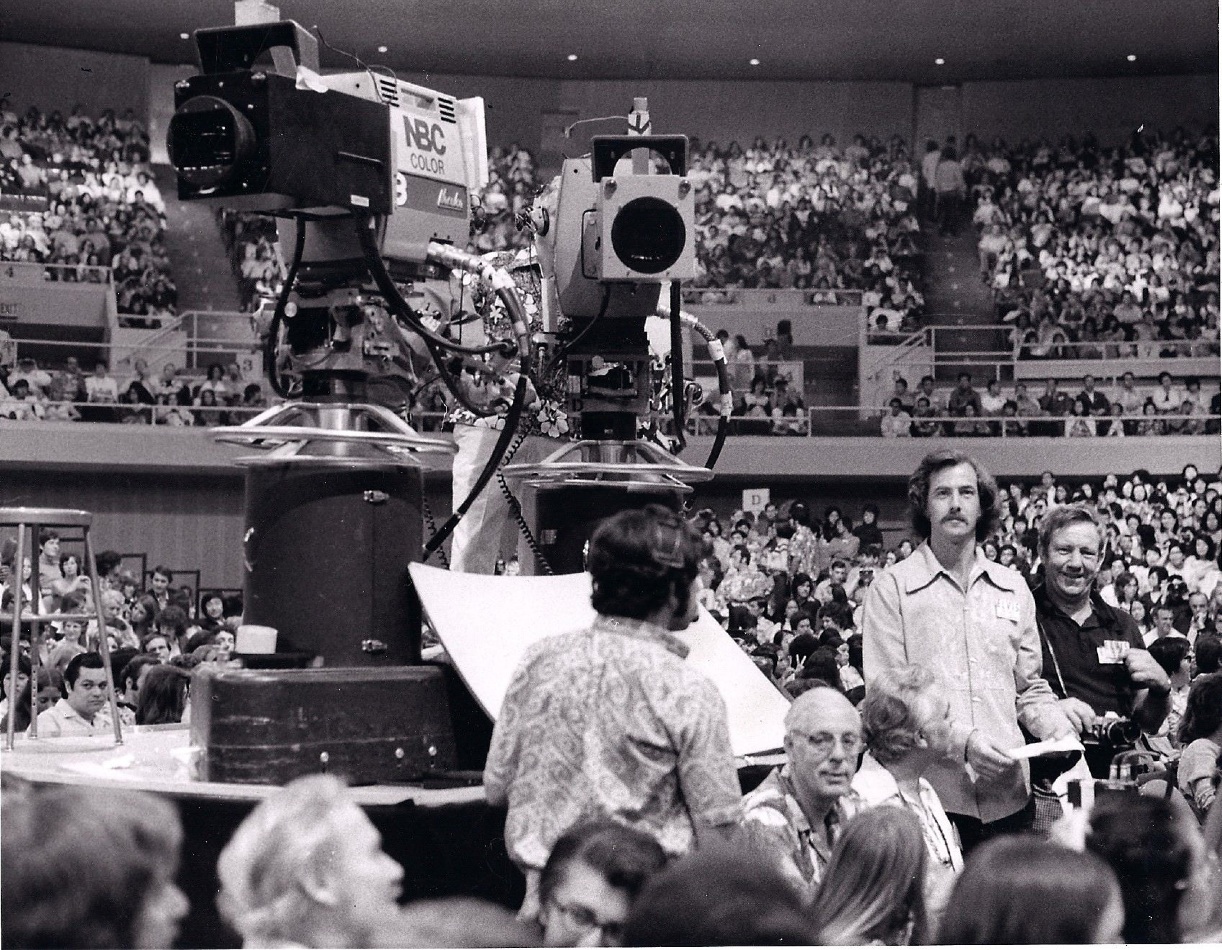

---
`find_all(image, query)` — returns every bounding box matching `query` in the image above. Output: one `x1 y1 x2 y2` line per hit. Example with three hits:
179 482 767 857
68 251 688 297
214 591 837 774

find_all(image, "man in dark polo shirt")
1034 505 1172 778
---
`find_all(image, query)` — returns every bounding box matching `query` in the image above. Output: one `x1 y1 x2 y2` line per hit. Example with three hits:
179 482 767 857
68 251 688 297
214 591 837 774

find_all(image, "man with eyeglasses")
739 687 863 900
537 820 666 947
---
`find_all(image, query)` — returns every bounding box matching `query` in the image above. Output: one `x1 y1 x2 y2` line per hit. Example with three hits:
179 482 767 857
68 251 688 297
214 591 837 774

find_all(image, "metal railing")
682 287 864 306
5 403 1212 440
0 400 270 425
0 260 112 284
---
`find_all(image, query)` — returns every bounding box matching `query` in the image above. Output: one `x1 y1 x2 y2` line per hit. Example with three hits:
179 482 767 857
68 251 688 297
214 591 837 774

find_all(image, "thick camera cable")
657 304 732 470
669 281 686 452
264 221 307 399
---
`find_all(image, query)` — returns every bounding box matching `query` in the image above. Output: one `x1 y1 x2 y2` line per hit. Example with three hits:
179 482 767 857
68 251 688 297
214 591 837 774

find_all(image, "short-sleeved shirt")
740 764 860 900
484 615 743 873
1033 585 1145 717
31 698 113 737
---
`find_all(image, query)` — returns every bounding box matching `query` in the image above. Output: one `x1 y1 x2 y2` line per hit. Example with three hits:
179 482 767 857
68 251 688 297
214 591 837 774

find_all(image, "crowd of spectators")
4 469 1221 947
877 369 1221 438
687 134 927 326
1 544 240 735
0 354 266 425
0 100 178 324
959 126 1221 361
690 463 1222 714
0 464 1217 938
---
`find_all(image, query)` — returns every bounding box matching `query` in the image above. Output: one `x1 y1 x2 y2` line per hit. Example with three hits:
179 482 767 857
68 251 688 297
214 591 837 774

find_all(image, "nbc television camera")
166 17 529 411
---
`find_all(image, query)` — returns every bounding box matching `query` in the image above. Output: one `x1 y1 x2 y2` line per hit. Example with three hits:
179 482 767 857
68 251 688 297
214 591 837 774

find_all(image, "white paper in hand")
1007 734 1085 760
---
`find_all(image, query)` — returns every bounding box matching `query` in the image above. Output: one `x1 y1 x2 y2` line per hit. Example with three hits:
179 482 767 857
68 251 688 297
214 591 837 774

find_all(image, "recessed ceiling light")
179 32 190 40
749 58 761 66
567 53 578 61
377 45 388 53
1127 53 1137 62
935 57 945 65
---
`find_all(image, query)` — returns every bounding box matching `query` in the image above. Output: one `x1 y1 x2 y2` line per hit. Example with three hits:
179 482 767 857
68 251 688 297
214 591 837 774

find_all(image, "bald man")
738 688 863 900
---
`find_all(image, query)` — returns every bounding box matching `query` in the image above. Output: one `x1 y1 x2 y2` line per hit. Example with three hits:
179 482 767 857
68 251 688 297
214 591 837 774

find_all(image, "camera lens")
167 95 256 191
610 196 687 274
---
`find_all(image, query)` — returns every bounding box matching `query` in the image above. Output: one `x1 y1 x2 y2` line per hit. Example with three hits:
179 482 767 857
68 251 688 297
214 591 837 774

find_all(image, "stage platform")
1 727 522 948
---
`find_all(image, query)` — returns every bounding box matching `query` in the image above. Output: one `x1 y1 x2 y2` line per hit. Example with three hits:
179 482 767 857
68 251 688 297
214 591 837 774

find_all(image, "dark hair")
1085 796 1191 943
156 605 189 639
1037 503 1102 558
539 820 667 909
150 565 173 582
2 786 183 949
3 653 32 688
94 550 122 578
588 505 701 621
1178 671 1222 745
1146 636 1191 677
801 648 842 689
788 632 819 666
846 632 864 675
939 838 1119 944
1194 635 1222 675
135 665 190 726
623 842 813 946
907 450 1000 542
64 652 105 690
119 654 161 692
38 529 60 548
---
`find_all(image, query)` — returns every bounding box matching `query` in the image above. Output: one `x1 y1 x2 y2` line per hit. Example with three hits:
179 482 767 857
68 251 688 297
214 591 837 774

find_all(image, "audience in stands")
969 127 1219 362
0 105 177 324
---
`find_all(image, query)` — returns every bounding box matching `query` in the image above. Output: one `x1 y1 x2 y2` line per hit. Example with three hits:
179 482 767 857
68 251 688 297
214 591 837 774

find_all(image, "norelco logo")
436 187 465 211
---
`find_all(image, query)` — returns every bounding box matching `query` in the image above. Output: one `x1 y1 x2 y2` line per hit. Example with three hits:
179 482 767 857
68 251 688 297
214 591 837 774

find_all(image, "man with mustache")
863 450 1073 852
1033 505 1170 779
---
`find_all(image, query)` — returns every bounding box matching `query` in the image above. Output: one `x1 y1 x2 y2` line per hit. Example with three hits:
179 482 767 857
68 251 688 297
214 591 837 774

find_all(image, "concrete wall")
0 42 150 120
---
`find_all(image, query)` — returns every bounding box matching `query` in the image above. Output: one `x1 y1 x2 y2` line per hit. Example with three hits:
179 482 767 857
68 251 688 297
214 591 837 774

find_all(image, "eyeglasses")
547 897 625 942
790 731 863 757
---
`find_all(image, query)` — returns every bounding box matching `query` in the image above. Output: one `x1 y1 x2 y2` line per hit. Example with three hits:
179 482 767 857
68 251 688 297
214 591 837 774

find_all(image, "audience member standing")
934 147 965 236
485 506 742 915
1032 504 1172 777
863 450 1073 851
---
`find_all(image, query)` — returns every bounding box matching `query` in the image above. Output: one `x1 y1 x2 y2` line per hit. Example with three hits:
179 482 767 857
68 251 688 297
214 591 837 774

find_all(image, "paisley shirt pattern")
484 615 743 872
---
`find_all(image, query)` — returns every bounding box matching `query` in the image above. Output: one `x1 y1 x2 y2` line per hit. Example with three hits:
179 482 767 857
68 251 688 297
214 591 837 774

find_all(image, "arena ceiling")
1 0 1217 82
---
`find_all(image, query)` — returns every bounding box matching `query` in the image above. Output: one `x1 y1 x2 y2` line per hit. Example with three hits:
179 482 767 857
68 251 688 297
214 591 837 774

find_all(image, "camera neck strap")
1035 611 1070 699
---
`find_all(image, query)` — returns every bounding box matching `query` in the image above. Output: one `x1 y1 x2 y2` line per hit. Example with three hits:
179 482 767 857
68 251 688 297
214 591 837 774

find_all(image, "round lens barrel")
609 197 686 274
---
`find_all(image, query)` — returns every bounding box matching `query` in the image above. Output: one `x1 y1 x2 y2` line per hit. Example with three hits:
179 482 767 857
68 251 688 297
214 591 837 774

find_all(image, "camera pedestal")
502 439 713 574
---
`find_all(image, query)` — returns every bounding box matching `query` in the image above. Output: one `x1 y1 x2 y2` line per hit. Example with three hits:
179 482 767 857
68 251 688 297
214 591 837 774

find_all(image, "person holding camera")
1033 504 1172 778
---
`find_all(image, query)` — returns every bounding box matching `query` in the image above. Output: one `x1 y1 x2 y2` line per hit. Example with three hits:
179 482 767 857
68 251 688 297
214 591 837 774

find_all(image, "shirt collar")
853 752 930 805
592 614 691 659
1033 583 1107 627
904 540 1016 595
53 698 91 724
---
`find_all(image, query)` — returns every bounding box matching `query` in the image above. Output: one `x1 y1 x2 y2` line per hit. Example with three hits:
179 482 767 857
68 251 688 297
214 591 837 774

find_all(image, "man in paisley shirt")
484 505 742 917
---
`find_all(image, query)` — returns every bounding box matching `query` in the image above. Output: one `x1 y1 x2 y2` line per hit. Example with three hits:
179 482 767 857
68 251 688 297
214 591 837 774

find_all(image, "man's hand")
1058 697 1098 734
965 731 1017 783
1124 648 1172 692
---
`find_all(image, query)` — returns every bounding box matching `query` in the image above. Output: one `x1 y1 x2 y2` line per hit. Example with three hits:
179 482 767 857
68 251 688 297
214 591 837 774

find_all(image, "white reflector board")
409 564 788 757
